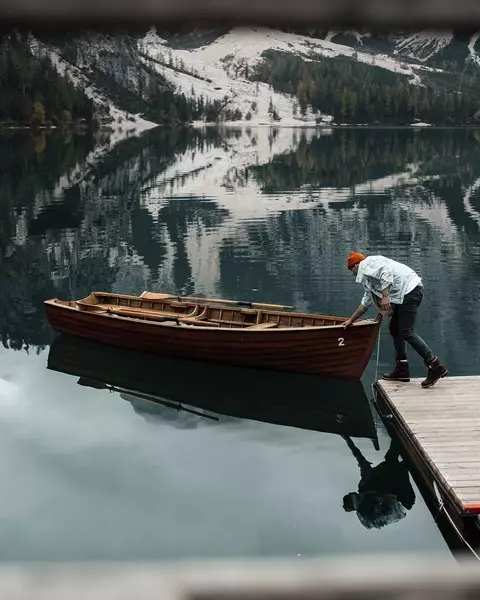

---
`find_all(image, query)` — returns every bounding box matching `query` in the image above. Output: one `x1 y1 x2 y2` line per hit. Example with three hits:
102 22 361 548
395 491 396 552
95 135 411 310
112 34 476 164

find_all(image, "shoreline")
2 122 480 134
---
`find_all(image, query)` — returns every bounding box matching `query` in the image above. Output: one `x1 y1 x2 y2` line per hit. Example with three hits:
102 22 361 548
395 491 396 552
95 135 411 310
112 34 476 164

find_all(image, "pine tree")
341 88 349 122
32 101 45 126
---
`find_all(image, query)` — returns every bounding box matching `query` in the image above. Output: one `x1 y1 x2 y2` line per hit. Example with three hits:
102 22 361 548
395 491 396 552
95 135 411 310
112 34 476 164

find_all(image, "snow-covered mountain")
32 27 480 127
298 29 476 66
137 27 437 124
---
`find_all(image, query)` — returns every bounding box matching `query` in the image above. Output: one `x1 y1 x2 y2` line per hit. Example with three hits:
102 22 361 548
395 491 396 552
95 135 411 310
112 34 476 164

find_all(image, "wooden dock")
373 376 480 548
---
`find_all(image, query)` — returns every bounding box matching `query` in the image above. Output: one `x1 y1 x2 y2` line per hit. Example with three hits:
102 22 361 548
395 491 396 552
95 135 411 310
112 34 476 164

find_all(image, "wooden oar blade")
140 291 175 300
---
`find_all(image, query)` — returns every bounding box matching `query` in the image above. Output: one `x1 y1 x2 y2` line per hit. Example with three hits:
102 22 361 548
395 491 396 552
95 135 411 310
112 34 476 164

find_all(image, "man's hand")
344 303 368 328
380 296 391 312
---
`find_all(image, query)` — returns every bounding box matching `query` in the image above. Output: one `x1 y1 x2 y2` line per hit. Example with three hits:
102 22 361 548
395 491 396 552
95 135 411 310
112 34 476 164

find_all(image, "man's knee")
401 328 415 341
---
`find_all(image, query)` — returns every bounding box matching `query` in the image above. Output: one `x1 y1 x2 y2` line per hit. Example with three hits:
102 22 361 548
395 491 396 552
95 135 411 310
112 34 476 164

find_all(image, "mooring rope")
369 322 382 398
374 325 382 384
369 324 395 421
432 481 480 561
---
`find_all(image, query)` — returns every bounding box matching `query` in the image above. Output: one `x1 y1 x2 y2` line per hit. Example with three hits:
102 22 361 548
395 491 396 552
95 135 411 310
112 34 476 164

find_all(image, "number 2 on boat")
337 337 345 347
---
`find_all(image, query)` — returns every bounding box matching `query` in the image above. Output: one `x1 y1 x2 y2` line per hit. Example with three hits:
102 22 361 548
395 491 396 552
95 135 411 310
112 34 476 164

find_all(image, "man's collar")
355 260 366 283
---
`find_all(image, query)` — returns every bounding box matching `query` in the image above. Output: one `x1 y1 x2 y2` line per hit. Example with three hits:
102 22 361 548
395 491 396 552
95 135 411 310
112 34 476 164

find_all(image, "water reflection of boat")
47 334 379 443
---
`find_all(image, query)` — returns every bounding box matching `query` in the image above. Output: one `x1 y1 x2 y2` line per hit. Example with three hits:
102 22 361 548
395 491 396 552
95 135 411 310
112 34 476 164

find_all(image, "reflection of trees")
157 200 230 293
0 130 96 351
247 128 480 192
0 130 95 252
1 246 57 352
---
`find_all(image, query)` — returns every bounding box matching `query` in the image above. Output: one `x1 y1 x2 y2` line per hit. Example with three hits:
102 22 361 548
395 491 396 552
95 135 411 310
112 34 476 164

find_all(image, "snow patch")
463 175 480 228
325 30 371 45
140 29 327 126
468 32 480 68
395 31 453 63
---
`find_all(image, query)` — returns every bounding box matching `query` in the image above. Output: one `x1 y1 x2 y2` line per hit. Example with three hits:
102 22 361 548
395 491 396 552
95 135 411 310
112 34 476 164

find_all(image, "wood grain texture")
375 377 480 515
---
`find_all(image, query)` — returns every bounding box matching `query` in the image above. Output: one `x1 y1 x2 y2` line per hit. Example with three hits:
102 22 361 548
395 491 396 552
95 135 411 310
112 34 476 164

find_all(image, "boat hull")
44 300 380 379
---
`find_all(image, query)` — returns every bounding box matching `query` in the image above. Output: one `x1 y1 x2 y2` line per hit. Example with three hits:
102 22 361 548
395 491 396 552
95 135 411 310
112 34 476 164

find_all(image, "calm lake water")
1 125 480 562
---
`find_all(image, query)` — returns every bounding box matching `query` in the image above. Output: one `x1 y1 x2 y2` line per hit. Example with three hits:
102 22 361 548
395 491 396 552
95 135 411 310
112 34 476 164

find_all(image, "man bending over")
343 252 448 388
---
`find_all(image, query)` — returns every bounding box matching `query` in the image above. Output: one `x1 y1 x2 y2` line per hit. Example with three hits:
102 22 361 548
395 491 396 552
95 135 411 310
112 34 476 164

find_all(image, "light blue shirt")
356 255 423 308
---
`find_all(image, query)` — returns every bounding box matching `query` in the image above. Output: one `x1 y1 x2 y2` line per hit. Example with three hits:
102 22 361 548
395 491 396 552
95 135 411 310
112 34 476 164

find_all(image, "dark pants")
389 285 434 363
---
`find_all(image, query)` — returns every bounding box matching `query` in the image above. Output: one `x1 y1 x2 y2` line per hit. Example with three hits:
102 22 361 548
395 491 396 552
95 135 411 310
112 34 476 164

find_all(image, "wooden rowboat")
44 290 382 379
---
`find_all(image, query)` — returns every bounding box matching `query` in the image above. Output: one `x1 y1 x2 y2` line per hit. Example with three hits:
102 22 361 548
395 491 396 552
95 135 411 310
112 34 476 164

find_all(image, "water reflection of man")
342 435 416 529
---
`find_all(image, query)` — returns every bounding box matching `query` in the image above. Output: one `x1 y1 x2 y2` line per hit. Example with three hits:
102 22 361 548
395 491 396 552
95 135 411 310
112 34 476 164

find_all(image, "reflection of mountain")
0 131 95 244
2 127 480 367
47 334 379 443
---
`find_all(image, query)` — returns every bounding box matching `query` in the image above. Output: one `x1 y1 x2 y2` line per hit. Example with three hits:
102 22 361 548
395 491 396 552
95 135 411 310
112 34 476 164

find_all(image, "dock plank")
375 376 480 516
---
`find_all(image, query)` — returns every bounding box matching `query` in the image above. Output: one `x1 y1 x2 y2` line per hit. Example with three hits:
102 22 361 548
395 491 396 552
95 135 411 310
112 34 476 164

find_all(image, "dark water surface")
1 125 479 561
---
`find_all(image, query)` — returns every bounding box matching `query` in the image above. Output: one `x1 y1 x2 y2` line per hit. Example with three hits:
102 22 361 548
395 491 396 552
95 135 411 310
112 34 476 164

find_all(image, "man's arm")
363 262 394 310
343 303 368 328
380 284 392 311
381 285 391 296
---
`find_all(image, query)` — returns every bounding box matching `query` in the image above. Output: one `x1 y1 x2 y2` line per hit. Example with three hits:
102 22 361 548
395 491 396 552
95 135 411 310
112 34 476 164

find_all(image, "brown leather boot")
382 360 410 382
421 357 448 388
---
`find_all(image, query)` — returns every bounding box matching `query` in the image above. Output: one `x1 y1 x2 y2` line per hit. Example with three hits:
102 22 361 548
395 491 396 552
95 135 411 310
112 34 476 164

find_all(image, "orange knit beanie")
347 251 366 269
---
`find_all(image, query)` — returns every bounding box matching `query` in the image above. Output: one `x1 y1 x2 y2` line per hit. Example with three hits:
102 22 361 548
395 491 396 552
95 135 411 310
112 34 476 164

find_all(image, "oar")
105 307 220 327
77 379 218 421
74 301 221 327
140 291 295 311
106 385 220 421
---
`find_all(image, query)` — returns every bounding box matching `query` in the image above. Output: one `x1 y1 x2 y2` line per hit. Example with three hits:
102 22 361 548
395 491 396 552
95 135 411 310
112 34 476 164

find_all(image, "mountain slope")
30 36 157 135
5 27 480 127
139 27 440 125
0 32 95 127
140 27 480 125
297 29 471 65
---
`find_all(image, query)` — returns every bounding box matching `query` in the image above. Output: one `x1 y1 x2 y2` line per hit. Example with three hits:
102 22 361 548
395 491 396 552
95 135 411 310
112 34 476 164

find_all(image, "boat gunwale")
44 298 380 333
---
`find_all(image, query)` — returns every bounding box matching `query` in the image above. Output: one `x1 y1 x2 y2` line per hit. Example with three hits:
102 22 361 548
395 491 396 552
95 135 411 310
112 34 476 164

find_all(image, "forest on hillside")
0 33 95 127
0 33 235 127
252 51 480 125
